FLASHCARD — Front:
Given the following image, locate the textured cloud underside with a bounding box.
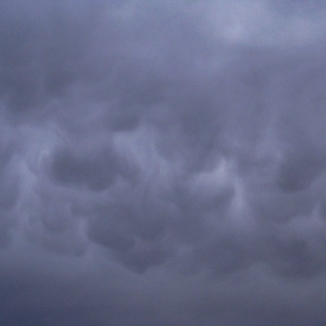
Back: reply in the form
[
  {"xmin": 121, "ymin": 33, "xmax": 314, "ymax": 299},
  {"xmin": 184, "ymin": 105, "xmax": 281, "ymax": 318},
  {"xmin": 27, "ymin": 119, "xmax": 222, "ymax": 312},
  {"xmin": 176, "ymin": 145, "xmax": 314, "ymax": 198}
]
[{"xmin": 1, "ymin": 1, "xmax": 326, "ymax": 325}]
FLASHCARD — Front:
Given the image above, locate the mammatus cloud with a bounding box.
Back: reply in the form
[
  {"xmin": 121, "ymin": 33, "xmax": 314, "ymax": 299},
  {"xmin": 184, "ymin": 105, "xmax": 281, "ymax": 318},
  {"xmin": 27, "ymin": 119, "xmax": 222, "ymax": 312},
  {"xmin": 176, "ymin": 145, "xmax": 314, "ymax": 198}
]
[{"xmin": 1, "ymin": 0, "xmax": 326, "ymax": 325}]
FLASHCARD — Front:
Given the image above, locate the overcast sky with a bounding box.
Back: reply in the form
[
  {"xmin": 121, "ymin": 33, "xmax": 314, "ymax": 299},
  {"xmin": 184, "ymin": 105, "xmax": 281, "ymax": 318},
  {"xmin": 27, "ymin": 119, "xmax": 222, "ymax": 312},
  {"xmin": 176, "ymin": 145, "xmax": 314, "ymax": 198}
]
[{"xmin": 1, "ymin": 0, "xmax": 326, "ymax": 325}]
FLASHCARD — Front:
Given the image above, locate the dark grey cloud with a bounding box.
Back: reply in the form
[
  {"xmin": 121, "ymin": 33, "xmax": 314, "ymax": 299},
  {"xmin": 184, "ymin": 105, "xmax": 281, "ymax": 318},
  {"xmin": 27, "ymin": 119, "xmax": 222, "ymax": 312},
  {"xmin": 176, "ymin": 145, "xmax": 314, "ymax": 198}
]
[{"xmin": 1, "ymin": 0, "xmax": 326, "ymax": 325}]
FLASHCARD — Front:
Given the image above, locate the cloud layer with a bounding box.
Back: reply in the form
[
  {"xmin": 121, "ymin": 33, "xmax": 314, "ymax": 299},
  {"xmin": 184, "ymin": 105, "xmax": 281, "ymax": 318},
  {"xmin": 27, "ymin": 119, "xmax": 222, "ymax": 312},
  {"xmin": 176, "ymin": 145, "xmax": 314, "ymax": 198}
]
[{"xmin": 1, "ymin": 0, "xmax": 326, "ymax": 325}]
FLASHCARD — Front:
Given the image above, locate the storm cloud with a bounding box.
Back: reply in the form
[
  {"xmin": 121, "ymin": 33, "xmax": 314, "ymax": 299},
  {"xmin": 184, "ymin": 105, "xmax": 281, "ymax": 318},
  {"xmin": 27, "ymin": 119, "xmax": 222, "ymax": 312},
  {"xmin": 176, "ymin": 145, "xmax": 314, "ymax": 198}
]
[{"xmin": 1, "ymin": 0, "xmax": 326, "ymax": 325}]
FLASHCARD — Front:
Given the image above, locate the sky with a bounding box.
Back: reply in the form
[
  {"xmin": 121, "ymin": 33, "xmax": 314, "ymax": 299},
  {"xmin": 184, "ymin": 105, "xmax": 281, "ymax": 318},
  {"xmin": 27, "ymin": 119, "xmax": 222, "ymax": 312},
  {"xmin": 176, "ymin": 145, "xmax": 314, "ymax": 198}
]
[{"xmin": 1, "ymin": 0, "xmax": 326, "ymax": 325}]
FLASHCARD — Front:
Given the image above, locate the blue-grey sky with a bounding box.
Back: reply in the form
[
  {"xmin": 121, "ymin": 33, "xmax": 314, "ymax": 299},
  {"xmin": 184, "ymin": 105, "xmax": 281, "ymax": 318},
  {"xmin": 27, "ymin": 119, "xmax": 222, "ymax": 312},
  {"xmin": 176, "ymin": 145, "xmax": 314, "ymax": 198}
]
[{"xmin": 1, "ymin": 0, "xmax": 326, "ymax": 325}]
